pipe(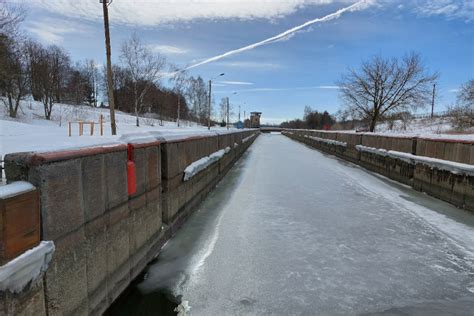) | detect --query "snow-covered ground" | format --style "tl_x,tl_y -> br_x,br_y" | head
373,117 -> 474,141
0,99 -> 233,158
